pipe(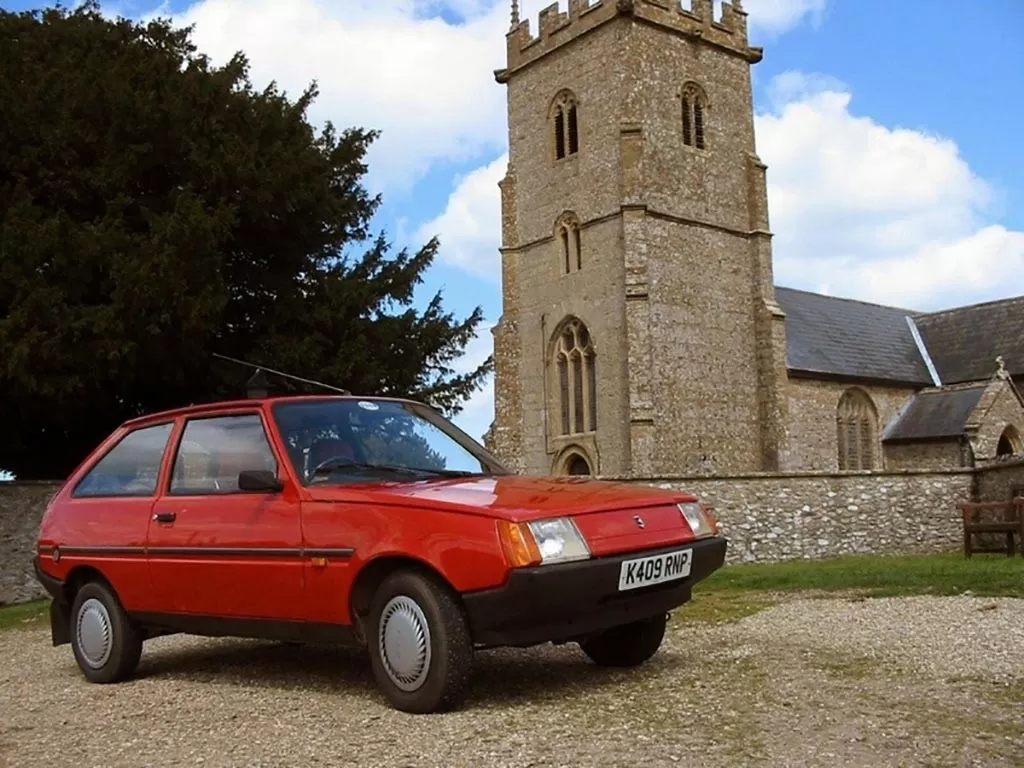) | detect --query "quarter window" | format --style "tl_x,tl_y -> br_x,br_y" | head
170,414 -> 278,494
73,422 -> 173,497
